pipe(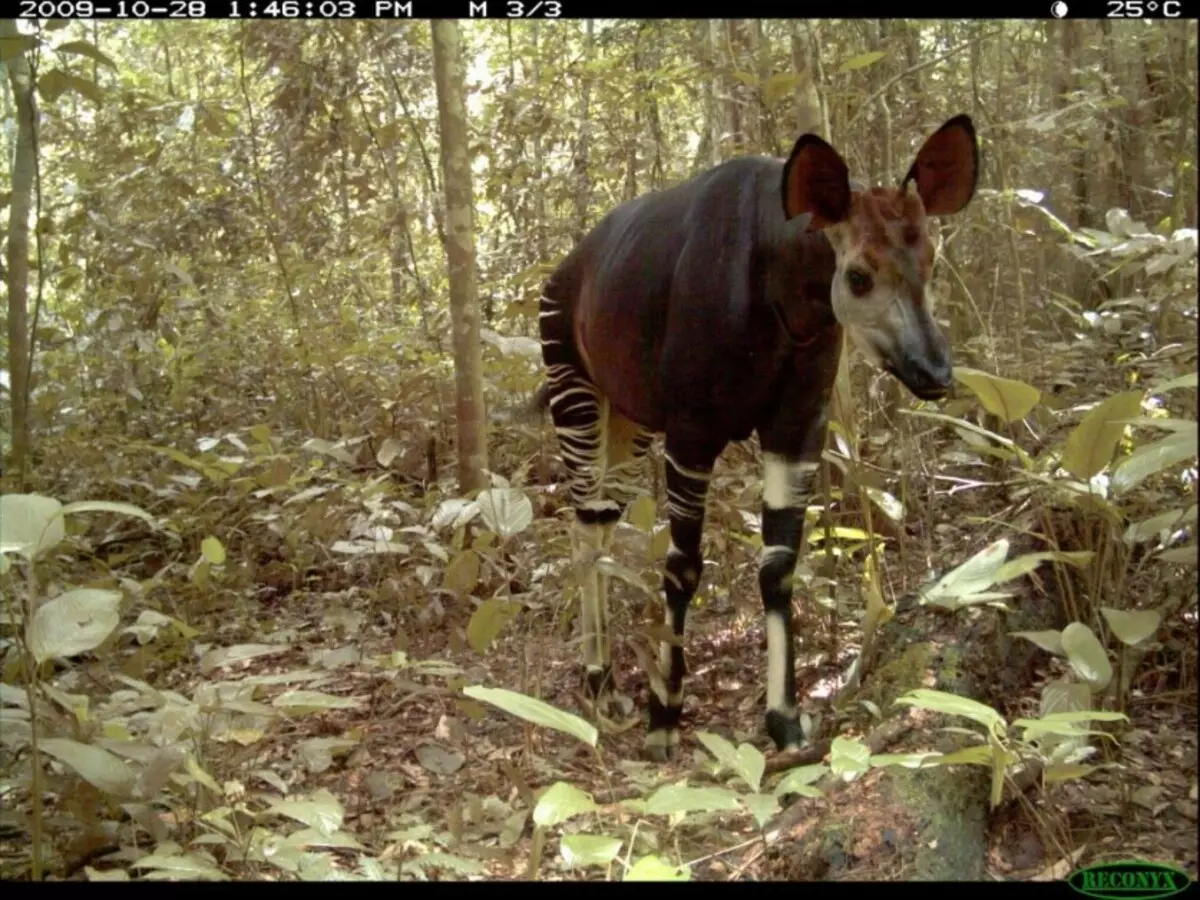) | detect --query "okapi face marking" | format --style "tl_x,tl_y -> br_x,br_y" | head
782,115 -> 979,400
